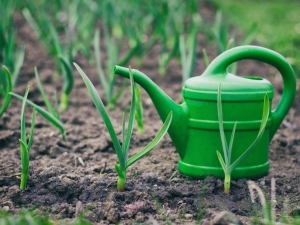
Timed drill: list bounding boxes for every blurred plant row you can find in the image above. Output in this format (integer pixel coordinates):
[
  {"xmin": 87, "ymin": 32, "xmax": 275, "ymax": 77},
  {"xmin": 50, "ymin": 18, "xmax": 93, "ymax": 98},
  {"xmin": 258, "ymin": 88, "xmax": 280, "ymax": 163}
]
[
  {"xmin": 212, "ymin": 0, "xmax": 300, "ymax": 74},
  {"xmin": 1, "ymin": 0, "xmax": 257, "ymax": 112},
  {"xmin": 0, "ymin": 0, "xmax": 257, "ymax": 192},
  {"xmin": 1, "ymin": 1, "xmax": 299, "ymax": 223}
]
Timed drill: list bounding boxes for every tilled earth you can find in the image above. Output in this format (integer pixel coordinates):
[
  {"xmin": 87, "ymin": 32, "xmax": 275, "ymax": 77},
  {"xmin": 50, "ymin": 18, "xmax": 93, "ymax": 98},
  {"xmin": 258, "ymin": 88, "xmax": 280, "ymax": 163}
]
[{"xmin": 0, "ymin": 5, "xmax": 300, "ymax": 225}]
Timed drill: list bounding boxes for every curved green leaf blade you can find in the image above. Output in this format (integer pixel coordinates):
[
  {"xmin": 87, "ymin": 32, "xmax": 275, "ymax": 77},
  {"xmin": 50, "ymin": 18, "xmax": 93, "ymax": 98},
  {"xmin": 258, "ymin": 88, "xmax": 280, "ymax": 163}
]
[
  {"xmin": 19, "ymin": 139, "xmax": 29, "ymax": 190},
  {"xmin": 74, "ymin": 63, "xmax": 124, "ymax": 168},
  {"xmin": 20, "ymin": 86, "xmax": 30, "ymax": 145},
  {"xmin": 12, "ymin": 45, "xmax": 25, "ymax": 86},
  {"xmin": 228, "ymin": 94, "xmax": 270, "ymax": 173},
  {"xmin": 228, "ymin": 121, "xmax": 237, "ymax": 165},
  {"xmin": 93, "ymin": 30, "xmax": 108, "ymax": 97},
  {"xmin": 202, "ymin": 49, "xmax": 210, "ymax": 67},
  {"xmin": 10, "ymin": 92, "xmax": 66, "ymax": 140},
  {"xmin": 58, "ymin": 55, "xmax": 74, "ymax": 96},
  {"xmin": 58, "ymin": 55, "xmax": 74, "ymax": 111},
  {"xmin": 216, "ymin": 150, "xmax": 227, "ymax": 172},
  {"xmin": 123, "ymin": 67, "xmax": 135, "ymax": 159},
  {"xmin": 34, "ymin": 67, "xmax": 56, "ymax": 117},
  {"xmin": 27, "ymin": 108, "xmax": 36, "ymax": 152},
  {"xmin": 19, "ymin": 139, "xmax": 29, "ymax": 174},
  {"xmin": 218, "ymin": 83, "xmax": 229, "ymax": 165},
  {"xmin": 0, "ymin": 66, "xmax": 12, "ymax": 118},
  {"xmin": 126, "ymin": 111, "xmax": 173, "ymax": 169},
  {"xmin": 121, "ymin": 112, "xmax": 126, "ymax": 154},
  {"xmin": 135, "ymin": 84, "xmax": 144, "ymax": 133}
]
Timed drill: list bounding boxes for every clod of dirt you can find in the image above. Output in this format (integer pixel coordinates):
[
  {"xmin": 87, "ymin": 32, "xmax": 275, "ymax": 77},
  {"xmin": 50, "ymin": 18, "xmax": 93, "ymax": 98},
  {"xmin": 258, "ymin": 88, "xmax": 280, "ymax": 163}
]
[{"xmin": 210, "ymin": 211, "xmax": 244, "ymax": 225}]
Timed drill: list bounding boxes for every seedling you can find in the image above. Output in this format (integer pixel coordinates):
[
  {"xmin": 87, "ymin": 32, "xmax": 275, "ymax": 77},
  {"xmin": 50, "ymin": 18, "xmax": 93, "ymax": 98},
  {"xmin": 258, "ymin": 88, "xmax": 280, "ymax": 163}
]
[
  {"xmin": 19, "ymin": 85, "xmax": 36, "ymax": 190},
  {"xmin": 179, "ymin": 14, "xmax": 200, "ymax": 84},
  {"xmin": 0, "ymin": 1, "xmax": 24, "ymax": 87},
  {"xmin": 10, "ymin": 67, "xmax": 66, "ymax": 140},
  {"xmin": 134, "ymin": 84, "xmax": 144, "ymax": 133},
  {"xmin": 202, "ymin": 49, "xmax": 210, "ymax": 67},
  {"xmin": 216, "ymin": 83, "xmax": 270, "ymax": 194},
  {"xmin": 212, "ymin": 10, "xmax": 257, "ymax": 73},
  {"xmin": 74, "ymin": 63, "xmax": 172, "ymax": 191},
  {"xmin": 22, "ymin": 7, "xmax": 74, "ymax": 111},
  {"xmin": 58, "ymin": 55, "xmax": 74, "ymax": 111},
  {"xmin": 0, "ymin": 66, "xmax": 12, "ymax": 118},
  {"xmin": 93, "ymin": 29, "xmax": 140, "ymax": 109}
]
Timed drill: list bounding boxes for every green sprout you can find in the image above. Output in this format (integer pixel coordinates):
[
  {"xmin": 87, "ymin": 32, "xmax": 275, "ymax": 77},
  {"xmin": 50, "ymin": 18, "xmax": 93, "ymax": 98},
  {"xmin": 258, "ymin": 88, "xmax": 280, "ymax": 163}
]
[
  {"xmin": 179, "ymin": 13, "xmax": 200, "ymax": 84},
  {"xmin": 22, "ymin": 7, "xmax": 74, "ymax": 111},
  {"xmin": 93, "ymin": 28, "xmax": 139, "ymax": 109},
  {"xmin": 212, "ymin": 10, "xmax": 257, "ymax": 73},
  {"xmin": 216, "ymin": 83, "xmax": 269, "ymax": 194},
  {"xmin": 134, "ymin": 84, "xmax": 144, "ymax": 133},
  {"xmin": 58, "ymin": 55, "xmax": 74, "ymax": 111},
  {"xmin": 0, "ymin": 1, "xmax": 24, "ymax": 87},
  {"xmin": 202, "ymin": 49, "xmax": 210, "ymax": 68},
  {"xmin": 74, "ymin": 63, "xmax": 173, "ymax": 191},
  {"xmin": 0, "ymin": 66, "xmax": 12, "ymax": 118},
  {"xmin": 19, "ymin": 85, "xmax": 36, "ymax": 190},
  {"xmin": 10, "ymin": 67, "xmax": 66, "ymax": 140}
]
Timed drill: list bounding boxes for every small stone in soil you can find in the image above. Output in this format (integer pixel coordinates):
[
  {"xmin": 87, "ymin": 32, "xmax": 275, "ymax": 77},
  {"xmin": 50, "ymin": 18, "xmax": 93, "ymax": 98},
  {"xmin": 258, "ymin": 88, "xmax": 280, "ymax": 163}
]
[
  {"xmin": 2, "ymin": 206, "xmax": 9, "ymax": 211},
  {"xmin": 7, "ymin": 185, "xmax": 19, "ymax": 198},
  {"xmin": 184, "ymin": 213, "xmax": 193, "ymax": 220},
  {"xmin": 135, "ymin": 212, "xmax": 145, "ymax": 223},
  {"xmin": 211, "ymin": 211, "xmax": 243, "ymax": 225}
]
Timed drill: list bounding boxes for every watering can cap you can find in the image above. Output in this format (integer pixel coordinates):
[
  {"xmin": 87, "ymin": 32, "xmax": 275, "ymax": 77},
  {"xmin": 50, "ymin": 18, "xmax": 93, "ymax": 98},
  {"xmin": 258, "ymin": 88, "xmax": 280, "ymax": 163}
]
[{"xmin": 183, "ymin": 73, "xmax": 274, "ymax": 101}]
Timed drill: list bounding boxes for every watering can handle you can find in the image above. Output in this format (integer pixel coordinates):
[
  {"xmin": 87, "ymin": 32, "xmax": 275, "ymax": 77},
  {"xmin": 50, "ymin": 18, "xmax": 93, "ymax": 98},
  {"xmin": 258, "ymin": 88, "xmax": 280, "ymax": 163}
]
[{"xmin": 205, "ymin": 45, "xmax": 296, "ymax": 140}]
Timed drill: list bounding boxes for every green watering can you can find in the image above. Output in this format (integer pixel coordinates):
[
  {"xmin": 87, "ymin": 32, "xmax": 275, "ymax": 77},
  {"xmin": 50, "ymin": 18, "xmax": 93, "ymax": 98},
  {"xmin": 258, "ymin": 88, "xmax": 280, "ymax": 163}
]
[{"xmin": 114, "ymin": 45, "xmax": 296, "ymax": 179}]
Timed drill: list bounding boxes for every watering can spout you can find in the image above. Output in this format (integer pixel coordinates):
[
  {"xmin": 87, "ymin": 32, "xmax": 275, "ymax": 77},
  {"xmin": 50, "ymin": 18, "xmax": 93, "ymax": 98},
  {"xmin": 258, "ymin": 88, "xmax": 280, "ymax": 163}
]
[{"xmin": 114, "ymin": 65, "xmax": 188, "ymax": 158}]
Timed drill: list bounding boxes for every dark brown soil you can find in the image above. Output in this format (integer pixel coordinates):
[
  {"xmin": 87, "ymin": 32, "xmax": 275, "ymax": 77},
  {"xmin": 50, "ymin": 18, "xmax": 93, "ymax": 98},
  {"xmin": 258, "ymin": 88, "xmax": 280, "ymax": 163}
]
[{"xmin": 1, "ymin": 4, "xmax": 300, "ymax": 225}]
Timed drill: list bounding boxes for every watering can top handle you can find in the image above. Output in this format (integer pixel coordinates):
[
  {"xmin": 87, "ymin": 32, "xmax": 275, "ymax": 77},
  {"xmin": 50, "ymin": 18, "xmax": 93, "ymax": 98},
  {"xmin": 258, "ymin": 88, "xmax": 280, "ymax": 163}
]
[{"xmin": 205, "ymin": 45, "xmax": 296, "ymax": 140}]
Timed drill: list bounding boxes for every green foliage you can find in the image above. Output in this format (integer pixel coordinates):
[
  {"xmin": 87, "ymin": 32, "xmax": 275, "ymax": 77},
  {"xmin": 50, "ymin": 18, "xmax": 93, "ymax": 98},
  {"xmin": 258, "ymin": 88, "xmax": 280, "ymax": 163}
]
[
  {"xmin": 0, "ymin": 0, "xmax": 24, "ymax": 87},
  {"xmin": 179, "ymin": 13, "xmax": 200, "ymax": 84},
  {"xmin": 22, "ymin": 7, "xmax": 75, "ymax": 111},
  {"xmin": 58, "ymin": 55, "xmax": 74, "ymax": 111},
  {"xmin": 216, "ymin": 83, "xmax": 270, "ymax": 194},
  {"xmin": 19, "ymin": 86, "xmax": 36, "ymax": 190},
  {"xmin": 75, "ymin": 63, "xmax": 172, "ymax": 191},
  {"xmin": 134, "ymin": 84, "xmax": 144, "ymax": 133},
  {"xmin": 211, "ymin": 11, "xmax": 257, "ymax": 74},
  {"xmin": 212, "ymin": 0, "xmax": 300, "ymax": 74},
  {"xmin": 10, "ymin": 68, "xmax": 66, "ymax": 141},
  {"xmin": 156, "ymin": 0, "xmax": 202, "ymax": 76},
  {"xmin": 0, "ymin": 209, "xmax": 92, "ymax": 225},
  {"xmin": 0, "ymin": 210, "xmax": 52, "ymax": 225},
  {"xmin": 0, "ymin": 66, "xmax": 12, "ymax": 118},
  {"xmin": 93, "ymin": 29, "xmax": 127, "ymax": 109}
]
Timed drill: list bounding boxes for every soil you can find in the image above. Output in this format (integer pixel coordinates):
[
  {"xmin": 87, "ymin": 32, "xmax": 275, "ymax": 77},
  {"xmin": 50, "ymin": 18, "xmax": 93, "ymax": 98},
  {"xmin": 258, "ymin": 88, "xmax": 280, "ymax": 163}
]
[{"xmin": 1, "ymin": 3, "xmax": 300, "ymax": 225}]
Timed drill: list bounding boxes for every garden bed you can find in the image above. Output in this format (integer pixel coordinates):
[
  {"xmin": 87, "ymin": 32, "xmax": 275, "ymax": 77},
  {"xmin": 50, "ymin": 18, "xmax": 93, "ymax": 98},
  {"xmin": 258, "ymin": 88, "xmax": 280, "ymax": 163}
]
[{"xmin": 0, "ymin": 3, "xmax": 300, "ymax": 225}]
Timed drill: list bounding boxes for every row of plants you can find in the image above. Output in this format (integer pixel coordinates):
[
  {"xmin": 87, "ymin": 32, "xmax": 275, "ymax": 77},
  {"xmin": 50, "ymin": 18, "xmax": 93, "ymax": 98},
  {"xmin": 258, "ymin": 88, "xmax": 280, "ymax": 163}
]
[
  {"xmin": 0, "ymin": 0, "xmax": 278, "ymax": 199},
  {"xmin": 1, "ymin": 179, "xmax": 299, "ymax": 225},
  {"xmin": 212, "ymin": 0, "xmax": 300, "ymax": 74},
  {"xmin": 1, "ymin": 0, "xmax": 296, "ymax": 224},
  {"xmin": 1, "ymin": 0, "xmax": 257, "ymax": 110}
]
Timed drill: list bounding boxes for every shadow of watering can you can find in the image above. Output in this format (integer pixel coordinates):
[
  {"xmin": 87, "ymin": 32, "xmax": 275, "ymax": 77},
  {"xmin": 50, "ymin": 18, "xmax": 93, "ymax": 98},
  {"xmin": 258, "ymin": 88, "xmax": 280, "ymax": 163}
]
[{"xmin": 114, "ymin": 45, "xmax": 296, "ymax": 179}]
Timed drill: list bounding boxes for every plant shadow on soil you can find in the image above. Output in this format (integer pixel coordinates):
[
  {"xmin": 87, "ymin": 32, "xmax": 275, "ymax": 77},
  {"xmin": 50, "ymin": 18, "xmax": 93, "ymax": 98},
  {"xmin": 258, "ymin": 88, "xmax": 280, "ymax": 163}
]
[{"xmin": 1, "ymin": 4, "xmax": 300, "ymax": 225}]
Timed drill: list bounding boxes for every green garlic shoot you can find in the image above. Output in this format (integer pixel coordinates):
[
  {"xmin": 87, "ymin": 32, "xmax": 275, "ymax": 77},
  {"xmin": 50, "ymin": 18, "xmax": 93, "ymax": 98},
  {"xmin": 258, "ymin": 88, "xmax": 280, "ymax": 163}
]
[
  {"xmin": 0, "ymin": 66, "xmax": 12, "ymax": 118},
  {"xmin": 216, "ymin": 83, "xmax": 269, "ymax": 194},
  {"xmin": 58, "ymin": 55, "xmax": 74, "ymax": 111},
  {"xmin": 19, "ymin": 85, "xmax": 36, "ymax": 190},
  {"xmin": 75, "ymin": 63, "xmax": 173, "ymax": 191},
  {"xmin": 10, "ymin": 67, "xmax": 66, "ymax": 140},
  {"xmin": 134, "ymin": 84, "xmax": 144, "ymax": 133}
]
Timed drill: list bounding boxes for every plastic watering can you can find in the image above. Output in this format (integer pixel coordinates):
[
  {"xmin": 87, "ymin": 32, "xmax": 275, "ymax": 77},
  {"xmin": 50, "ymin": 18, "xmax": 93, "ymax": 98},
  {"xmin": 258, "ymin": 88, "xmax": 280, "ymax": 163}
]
[{"xmin": 114, "ymin": 45, "xmax": 296, "ymax": 179}]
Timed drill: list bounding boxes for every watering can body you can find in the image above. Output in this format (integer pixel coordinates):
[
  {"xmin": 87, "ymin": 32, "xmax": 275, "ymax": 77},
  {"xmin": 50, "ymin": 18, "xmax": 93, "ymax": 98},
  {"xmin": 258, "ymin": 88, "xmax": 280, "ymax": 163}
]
[{"xmin": 114, "ymin": 45, "xmax": 296, "ymax": 179}]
